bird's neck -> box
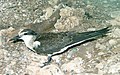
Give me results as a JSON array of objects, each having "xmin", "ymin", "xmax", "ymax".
[
  {"xmin": 21, "ymin": 35, "xmax": 40, "ymax": 51},
  {"xmin": 24, "ymin": 37, "xmax": 35, "ymax": 50},
  {"xmin": 21, "ymin": 35, "xmax": 35, "ymax": 50}
]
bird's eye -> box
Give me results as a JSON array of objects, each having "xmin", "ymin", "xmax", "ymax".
[{"xmin": 24, "ymin": 33, "xmax": 28, "ymax": 35}]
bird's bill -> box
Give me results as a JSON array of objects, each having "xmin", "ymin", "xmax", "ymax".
[{"xmin": 9, "ymin": 35, "xmax": 23, "ymax": 43}]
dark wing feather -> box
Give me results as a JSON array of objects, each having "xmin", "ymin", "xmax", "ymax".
[
  {"xmin": 35, "ymin": 32, "xmax": 73, "ymax": 55},
  {"xmin": 35, "ymin": 27, "xmax": 110, "ymax": 55},
  {"xmin": 68, "ymin": 26, "xmax": 110, "ymax": 45}
]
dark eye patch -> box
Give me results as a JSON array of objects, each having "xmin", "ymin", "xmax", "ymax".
[
  {"xmin": 24, "ymin": 33, "xmax": 28, "ymax": 35},
  {"xmin": 21, "ymin": 29, "xmax": 37, "ymax": 35}
]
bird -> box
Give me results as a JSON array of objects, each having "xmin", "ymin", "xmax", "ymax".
[{"xmin": 10, "ymin": 26, "xmax": 110, "ymax": 67}]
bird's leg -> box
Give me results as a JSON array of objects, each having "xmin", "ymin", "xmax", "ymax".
[{"xmin": 40, "ymin": 54, "xmax": 52, "ymax": 68}]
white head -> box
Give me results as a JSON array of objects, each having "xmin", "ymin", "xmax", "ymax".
[{"xmin": 10, "ymin": 29, "xmax": 41, "ymax": 51}]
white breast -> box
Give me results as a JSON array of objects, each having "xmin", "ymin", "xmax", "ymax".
[{"xmin": 20, "ymin": 35, "xmax": 35, "ymax": 50}]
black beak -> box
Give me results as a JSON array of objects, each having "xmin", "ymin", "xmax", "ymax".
[{"xmin": 9, "ymin": 35, "xmax": 23, "ymax": 43}]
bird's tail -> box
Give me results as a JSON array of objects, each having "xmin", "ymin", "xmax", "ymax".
[
  {"xmin": 71, "ymin": 26, "xmax": 111, "ymax": 45},
  {"xmin": 85, "ymin": 26, "xmax": 110, "ymax": 39}
]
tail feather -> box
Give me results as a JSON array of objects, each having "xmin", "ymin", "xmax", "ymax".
[
  {"xmin": 86, "ymin": 26, "xmax": 110, "ymax": 39},
  {"xmin": 71, "ymin": 26, "xmax": 111, "ymax": 44}
]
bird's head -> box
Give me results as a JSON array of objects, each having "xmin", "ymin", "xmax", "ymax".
[
  {"xmin": 10, "ymin": 29, "xmax": 40, "ymax": 50},
  {"xmin": 10, "ymin": 29, "xmax": 37, "ymax": 43}
]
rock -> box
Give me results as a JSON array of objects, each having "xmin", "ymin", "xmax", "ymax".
[
  {"xmin": 60, "ymin": 7, "xmax": 75, "ymax": 17},
  {"xmin": 61, "ymin": 57, "xmax": 84, "ymax": 74},
  {"xmin": 108, "ymin": 39, "xmax": 117, "ymax": 46},
  {"xmin": 67, "ymin": 48, "xmax": 78, "ymax": 59},
  {"xmin": 98, "ymin": 52, "xmax": 105, "ymax": 56},
  {"xmin": 107, "ymin": 17, "xmax": 120, "ymax": 26},
  {"xmin": 52, "ymin": 56, "xmax": 61, "ymax": 64},
  {"xmin": 24, "ymin": 52, "xmax": 64, "ymax": 75},
  {"xmin": 0, "ymin": 27, "xmax": 15, "ymax": 46},
  {"xmin": 108, "ymin": 62, "xmax": 120, "ymax": 74},
  {"xmin": 110, "ymin": 11, "xmax": 120, "ymax": 18},
  {"xmin": 87, "ymin": 28, "xmax": 96, "ymax": 31},
  {"xmin": 54, "ymin": 7, "xmax": 85, "ymax": 31},
  {"xmin": 60, "ymin": 7, "xmax": 85, "ymax": 18},
  {"xmin": 74, "ymin": 73, "xmax": 99, "ymax": 75},
  {"xmin": 95, "ymin": 42, "xmax": 106, "ymax": 50},
  {"xmin": 0, "ymin": 49, "xmax": 7, "ymax": 59},
  {"xmin": 26, "ymin": 64, "xmax": 64, "ymax": 75},
  {"xmin": 41, "ymin": 7, "xmax": 54, "ymax": 20},
  {"xmin": 107, "ymin": 12, "xmax": 120, "ymax": 26},
  {"xmin": 0, "ymin": 32, "xmax": 3, "ymax": 46},
  {"xmin": 115, "ymin": 17, "xmax": 120, "ymax": 22},
  {"xmin": 96, "ymin": 53, "xmax": 120, "ymax": 74},
  {"xmin": 95, "ymin": 61, "xmax": 106, "ymax": 74},
  {"xmin": 54, "ymin": 16, "xmax": 79, "ymax": 31},
  {"xmin": 109, "ymin": 27, "xmax": 120, "ymax": 38},
  {"xmin": 48, "ymin": 0, "xmax": 59, "ymax": 6}
]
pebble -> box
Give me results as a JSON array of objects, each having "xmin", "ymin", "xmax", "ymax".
[
  {"xmin": 48, "ymin": 0, "xmax": 59, "ymax": 6},
  {"xmin": 95, "ymin": 42, "xmax": 106, "ymax": 50},
  {"xmin": 107, "ymin": 17, "xmax": 120, "ymax": 26},
  {"xmin": 108, "ymin": 39, "xmax": 117, "ymax": 46},
  {"xmin": 0, "ymin": 49, "xmax": 6, "ymax": 59},
  {"xmin": 96, "ymin": 54, "xmax": 120, "ymax": 74},
  {"xmin": 54, "ymin": 16, "xmax": 79, "ymax": 31},
  {"xmin": 54, "ymin": 7, "xmax": 85, "ymax": 31},
  {"xmin": 61, "ymin": 57, "xmax": 84, "ymax": 74},
  {"xmin": 108, "ymin": 62, "xmax": 120, "ymax": 74},
  {"xmin": 110, "ymin": 28, "xmax": 120, "ymax": 38},
  {"xmin": 110, "ymin": 11, "xmax": 120, "ymax": 18},
  {"xmin": 60, "ymin": 7, "xmax": 75, "ymax": 17},
  {"xmin": 26, "ymin": 64, "xmax": 64, "ymax": 75},
  {"xmin": 43, "ymin": 7, "xmax": 54, "ymax": 19},
  {"xmin": 0, "ymin": 31, "xmax": 3, "ymax": 46},
  {"xmin": 87, "ymin": 28, "xmax": 96, "ymax": 31},
  {"xmin": 0, "ymin": 27, "xmax": 15, "ymax": 46}
]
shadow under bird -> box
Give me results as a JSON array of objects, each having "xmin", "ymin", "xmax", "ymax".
[{"xmin": 10, "ymin": 26, "xmax": 110, "ymax": 67}]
